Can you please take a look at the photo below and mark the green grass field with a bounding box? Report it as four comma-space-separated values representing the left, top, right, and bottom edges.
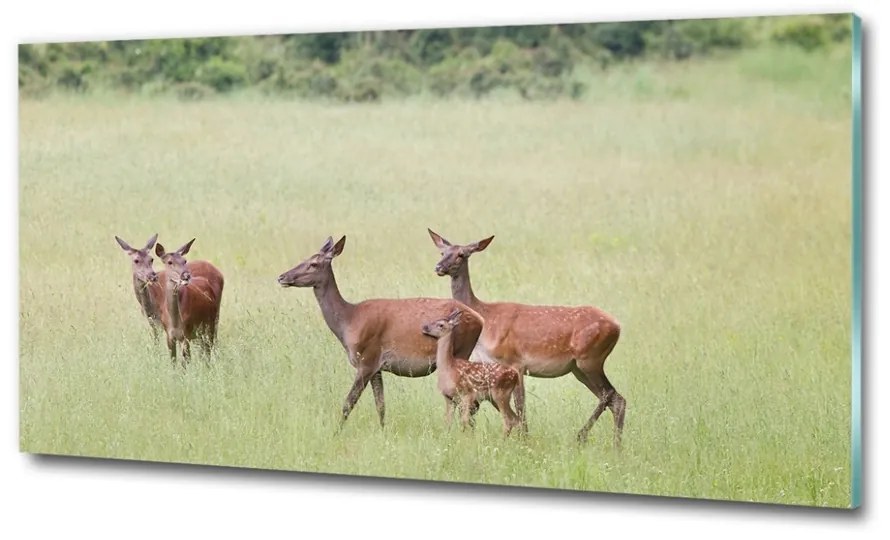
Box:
19, 45, 853, 507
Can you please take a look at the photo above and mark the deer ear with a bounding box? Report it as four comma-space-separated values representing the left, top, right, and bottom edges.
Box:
320, 236, 335, 253
428, 229, 452, 252
177, 238, 196, 255
471, 235, 495, 253
448, 308, 463, 325
155, 243, 166, 257
115, 236, 134, 252
143, 233, 158, 252
331, 236, 346, 258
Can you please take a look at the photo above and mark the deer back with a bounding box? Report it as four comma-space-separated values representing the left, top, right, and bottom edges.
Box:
347, 298, 483, 364
475, 301, 620, 362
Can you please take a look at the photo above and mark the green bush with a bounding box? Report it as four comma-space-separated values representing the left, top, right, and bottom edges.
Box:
262, 61, 338, 98
287, 33, 351, 64
196, 57, 248, 92
172, 81, 215, 101
771, 17, 831, 51
56, 62, 91, 92
409, 29, 456, 66
332, 48, 422, 101
646, 19, 752, 59
589, 22, 650, 58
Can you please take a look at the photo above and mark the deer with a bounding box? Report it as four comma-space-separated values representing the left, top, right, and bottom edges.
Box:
154, 238, 225, 366
428, 229, 626, 448
115, 233, 165, 341
276, 236, 485, 429
422, 309, 522, 437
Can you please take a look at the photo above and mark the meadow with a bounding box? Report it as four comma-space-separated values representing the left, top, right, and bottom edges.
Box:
19, 44, 853, 507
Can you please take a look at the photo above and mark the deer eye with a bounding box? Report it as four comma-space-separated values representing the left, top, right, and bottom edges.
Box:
134, 258, 140, 264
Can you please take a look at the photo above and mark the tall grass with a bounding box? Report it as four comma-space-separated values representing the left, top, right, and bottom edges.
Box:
19, 45, 853, 507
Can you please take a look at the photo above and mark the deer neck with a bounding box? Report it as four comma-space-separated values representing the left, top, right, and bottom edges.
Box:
313, 270, 353, 345
451, 263, 480, 309
134, 275, 160, 321
435, 332, 456, 375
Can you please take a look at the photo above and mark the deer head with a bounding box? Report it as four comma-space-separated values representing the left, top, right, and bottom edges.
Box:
278, 236, 346, 288
427, 229, 494, 277
116, 233, 160, 285
421, 308, 463, 338
155, 238, 195, 289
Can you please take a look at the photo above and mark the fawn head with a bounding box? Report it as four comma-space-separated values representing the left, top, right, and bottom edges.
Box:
421, 308, 463, 339
278, 236, 346, 288
116, 233, 160, 285
427, 229, 494, 277
155, 238, 195, 289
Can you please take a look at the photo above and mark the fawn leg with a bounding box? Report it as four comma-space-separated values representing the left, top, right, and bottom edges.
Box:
459, 394, 476, 431
443, 396, 456, 427
370, 371, 385, 428
495, 390, 521, 437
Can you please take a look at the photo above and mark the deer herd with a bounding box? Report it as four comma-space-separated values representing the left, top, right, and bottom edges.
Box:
116, 230, 626, 448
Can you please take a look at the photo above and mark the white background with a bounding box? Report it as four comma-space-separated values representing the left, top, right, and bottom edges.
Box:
1, 1, 885, 538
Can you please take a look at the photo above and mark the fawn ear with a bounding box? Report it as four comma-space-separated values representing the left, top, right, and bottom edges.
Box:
331, 236, 346, 258
428, 229, 452, 252
143, 233, 158, 252
176, 238, 196, 255
155, 243, 167, 257
115, 236, 134, 252
470, 235, 494, 253
448, 308, 463, 326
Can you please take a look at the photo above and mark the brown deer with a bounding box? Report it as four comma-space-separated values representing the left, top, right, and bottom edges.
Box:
115, 233, 164, 340
277, 236, 484, 429
154, 238, 225, 365
428, 229, 626, 448
422, 309, 522, 437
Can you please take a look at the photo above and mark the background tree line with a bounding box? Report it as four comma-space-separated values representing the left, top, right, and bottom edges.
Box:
18, 14, 851, 102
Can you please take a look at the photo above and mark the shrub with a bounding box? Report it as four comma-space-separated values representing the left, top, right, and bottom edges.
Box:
196, 57, 248, 92
771, 17, 831, 51
332, 48, 422, 101
409, 29, 455, 66
56, 62, 91, 92
287, 33, 351, 64
589, 22, 649, 58
172, 81, 215, 101
646, 19, 752, 59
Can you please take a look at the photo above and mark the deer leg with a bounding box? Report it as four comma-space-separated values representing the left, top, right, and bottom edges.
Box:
370, 371, 385, 428
199, 330, 213, 364
513, 372, 529, 434
166, 335, 177, 364
339, 368, 375, 430
466, 399, 480, 428
182, 340, 192, 366
609, 388, 627, 450
573, 367, 623, 448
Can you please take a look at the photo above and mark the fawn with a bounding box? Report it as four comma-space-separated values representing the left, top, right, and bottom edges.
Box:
422, 309, 522, 437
